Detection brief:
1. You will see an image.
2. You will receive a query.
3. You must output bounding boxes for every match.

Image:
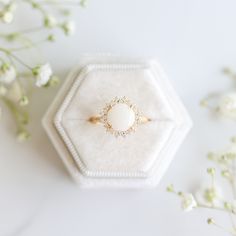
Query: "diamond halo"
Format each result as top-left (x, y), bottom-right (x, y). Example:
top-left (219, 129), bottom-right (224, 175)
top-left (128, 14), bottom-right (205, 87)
top-left (100, 97), bottom-right (141, 137)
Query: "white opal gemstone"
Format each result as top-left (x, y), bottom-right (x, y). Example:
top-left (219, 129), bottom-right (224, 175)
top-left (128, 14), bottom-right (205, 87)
top-left (107, 103), bottom-right (135, 131)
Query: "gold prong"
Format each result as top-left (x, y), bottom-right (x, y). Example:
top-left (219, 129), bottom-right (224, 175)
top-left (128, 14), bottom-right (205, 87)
top-left (88, 116), bottom-right (101, 124)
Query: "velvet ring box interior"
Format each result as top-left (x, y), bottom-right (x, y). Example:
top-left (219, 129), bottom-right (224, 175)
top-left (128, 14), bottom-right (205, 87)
top-left (43, 56), bottom-right (192, 188)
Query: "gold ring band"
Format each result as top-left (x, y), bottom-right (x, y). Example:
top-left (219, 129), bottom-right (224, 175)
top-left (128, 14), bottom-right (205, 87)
top-left (88, 115), bottom-right (151, 124)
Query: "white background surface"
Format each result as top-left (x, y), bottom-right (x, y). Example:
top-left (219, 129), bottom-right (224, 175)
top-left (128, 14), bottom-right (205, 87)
top-left (1, 0), bottom-right (236, 235)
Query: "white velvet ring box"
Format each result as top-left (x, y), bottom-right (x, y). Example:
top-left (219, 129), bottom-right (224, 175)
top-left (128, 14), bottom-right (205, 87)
top-left (43, 56), bottom-right (192, 188)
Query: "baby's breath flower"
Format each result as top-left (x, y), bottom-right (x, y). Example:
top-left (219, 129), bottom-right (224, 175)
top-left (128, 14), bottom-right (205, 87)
top-left (166, 184), bottom-right (175, 193)
top-left (196, 182), bottom-right (222, 206)
top-left (19, 95), bottom-right (29, 106)
top-left (17, 130), bottom-right (30, 142)
top-left (80, 0), bottom-right (87, 7)
top-left (207, 218), bottom-right (215, 225)
top-left (224, 201), bottom-right (232, 210)
top-left (0, 63), bottom-right (16, 84)
top-left (33, 63), bottom-right (53, 87)
top-left (62, 20), bottom-right (75, 35)
top-left (231, 200), bottom-right (236, 213)
top-left (180, 193), bottom-right (197, 212)
top-left (207, 167), bottom-right (215, 175)
top-left (221, 169), bottom-right (231, 179)
top-left (0, 0), bottom-right (79, 140)
top-left (218, 93), bottom-right (236, 119)
top-left (47, 34), bottom-right (56, 42)
top-left (207, 152), bottom-right (216, 161)
top-left (204, 187), bottom-right (219, 204)
top-left (1, 11), bottom-right (14, 23)
top-left (44, 15), bottom-right (57, 28)
top-left (47, 75), bottom-right (59, 87)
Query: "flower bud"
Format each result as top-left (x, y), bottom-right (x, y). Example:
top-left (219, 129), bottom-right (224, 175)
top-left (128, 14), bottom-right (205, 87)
top-left (17, 130), bottom-right (30, 142)
top-left (207, 218), bottom-right (215, 225)
top-left (207, 168), bottom-right (215, 175)
top-left (44, 15), bottom-right (57, 28)
top-left (19, 95), bottom-right (29, 106)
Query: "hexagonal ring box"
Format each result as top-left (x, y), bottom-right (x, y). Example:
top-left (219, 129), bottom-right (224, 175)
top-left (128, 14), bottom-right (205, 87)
top-left (43, 56), bottom-right (192, 188)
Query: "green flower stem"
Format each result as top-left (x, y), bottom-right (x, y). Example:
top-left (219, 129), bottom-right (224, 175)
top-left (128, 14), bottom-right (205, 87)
top-left (10, 38), bottom-right (48, 52)
top-left (230, 160), bottom-right (236, 198)
top-left (0, 47), bottom-right (32, 70)
top-left (169, 189), bottom-right (235, 215)
top-left (0, 32), bottom-right (35, 48)
top-left (38, 0), bottom-right (84, 6)
top-left (211, 221), bottom-right (236, 236)
top-left (8, 53), bottom-right (32, 70)
top-left (17, 26), bottom-right (45, 35)
top-left (229, 213), bottom-right (236, 232)
top-left (196, 203), bottom-right (235, 215)
top-left (0, 57), bottom-right (5, 63)
top-left (23, 0), bottom-right (47, 16)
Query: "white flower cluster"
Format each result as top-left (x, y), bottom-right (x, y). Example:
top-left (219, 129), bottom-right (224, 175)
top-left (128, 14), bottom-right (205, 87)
top-left (0, 1), bottom-right (17, 24)
top-left (168, 139), bottom-right (236, 235)
top-left (201, 68), bottom-right (236, 121)
top-left (44, 14), bottom-right (76, 36)
top-left (0, 0), bottom-right (81, 140)
top-left (218, 93), bottom-right (236, 119)
top-left (0, 62), bottom-right (54, 88)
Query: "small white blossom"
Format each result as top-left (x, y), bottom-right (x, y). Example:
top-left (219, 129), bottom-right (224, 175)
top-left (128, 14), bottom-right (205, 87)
top-left (181, 193), bottom-right (197, 212)
top-left (33, 63), bottom-right (53, 87)
top-left (1, 11), bottom-right (14, 23)
top-left (214, 145), bottom-right (236, 163)
top-left (62, 20), bottom-right (75, 35)
top-left (195, 182), bottom-right (222, 206)
top-left (0, 64), bottom-right (16, 84)
top-left (218, 93), bottom-right (236, 119)
top-left (47, 34), bottom-right (55, 42)
top-left (44, 15), bottom-right (57, 28)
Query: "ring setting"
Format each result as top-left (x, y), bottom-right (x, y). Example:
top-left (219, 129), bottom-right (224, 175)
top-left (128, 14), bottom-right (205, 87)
top-left (88, 97), bottom-right (151, 137)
